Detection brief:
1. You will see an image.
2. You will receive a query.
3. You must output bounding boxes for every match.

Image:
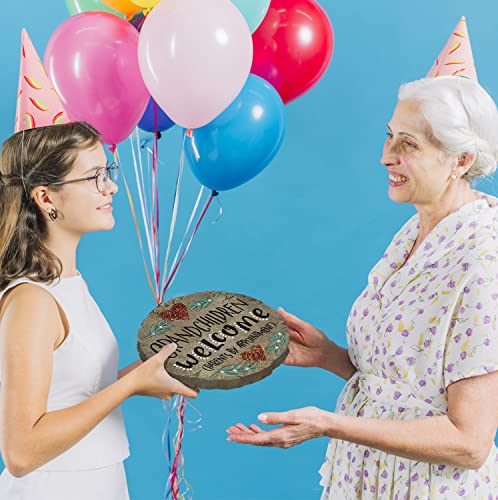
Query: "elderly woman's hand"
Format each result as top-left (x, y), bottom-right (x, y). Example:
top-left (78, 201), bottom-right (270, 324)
top-left (226, 406), bottom-right (332, 448)
top-left (278, 307), bottom-right (335, 369)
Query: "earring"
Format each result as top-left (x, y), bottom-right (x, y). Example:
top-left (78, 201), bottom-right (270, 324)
top-left (48, 207), bottom-right (58, 221)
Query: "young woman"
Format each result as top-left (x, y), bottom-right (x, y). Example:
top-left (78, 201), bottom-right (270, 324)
top-left (0, 122), bottom-right (197, 499)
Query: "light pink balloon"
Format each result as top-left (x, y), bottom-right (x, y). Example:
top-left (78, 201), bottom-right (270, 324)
top-left (45, 12), bottom-right (149, 145)
top-left (138, 0), bottom-right (253, 129)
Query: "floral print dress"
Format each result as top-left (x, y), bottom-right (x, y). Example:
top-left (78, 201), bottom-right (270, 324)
top-left (319, 191), bottom-right (498, 499)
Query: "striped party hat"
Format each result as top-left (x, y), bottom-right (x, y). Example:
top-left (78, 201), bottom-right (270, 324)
top-left (426, 16), bottom-right (477, 81)
top-left (14, 29), bottom-right (67, 132)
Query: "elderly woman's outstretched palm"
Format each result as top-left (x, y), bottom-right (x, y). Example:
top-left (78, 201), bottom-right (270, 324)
top-left (278, 307), bottom-right (333, 369)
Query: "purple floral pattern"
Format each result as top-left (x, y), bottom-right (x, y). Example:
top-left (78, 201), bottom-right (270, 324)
top-left (319, 192), bottom-right (498, 499)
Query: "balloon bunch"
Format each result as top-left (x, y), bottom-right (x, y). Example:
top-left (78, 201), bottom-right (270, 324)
top-left (59, 0), bottom-right (334, 190)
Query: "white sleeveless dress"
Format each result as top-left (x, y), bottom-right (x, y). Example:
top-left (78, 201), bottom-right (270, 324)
top-left (0, 272), bottom-right (131, 499)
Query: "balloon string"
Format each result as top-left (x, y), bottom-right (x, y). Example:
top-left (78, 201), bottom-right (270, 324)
top-left (172, 399), bottom-right (199, 499)
top-left (123, 131), bottom-right (208, 499)
top-left (116, 146), bottom-right (158, 303)
top-left (185, 129), bottom-right (200, 160)
top-left (159, 133), bottom-right (187, 302)
top-left (154, 104), bottom-right (161, 294)
top-left (212, 195), bottom-right (223, 224)
top-left (165, 185), bottom-right (205, 290)
top-left (162, 397), bottom-right (186, 500)
top-left (130, 130), bottom-right (156, 276)
top-left (131, 127), bottom-right (149, 213)
top-left (151, 110), bottom-right (161, 296)
top-left (170, 397), bottom-right (186, 500)
top-left (162, 399), bottom-right (176, 500)
top-left (161, 190), bottom-right (216, 298)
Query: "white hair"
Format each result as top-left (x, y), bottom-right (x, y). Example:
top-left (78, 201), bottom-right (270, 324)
top-left (398, 76), bottom-right (498, 180)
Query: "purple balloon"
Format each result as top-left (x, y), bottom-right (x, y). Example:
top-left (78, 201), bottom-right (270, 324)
top-left (45, 12), bottom-right (149, 145)
top-left (129, 12), bottom-right (146, 31)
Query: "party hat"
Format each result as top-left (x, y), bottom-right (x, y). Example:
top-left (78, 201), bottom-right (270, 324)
top-left (14, 28), bottom-right (67, 132)
top-left (426, 16), bottom-right (477, 81)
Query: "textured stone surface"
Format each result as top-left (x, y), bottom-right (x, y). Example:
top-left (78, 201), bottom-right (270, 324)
top-left (137, 291), bottom-right (289, 390)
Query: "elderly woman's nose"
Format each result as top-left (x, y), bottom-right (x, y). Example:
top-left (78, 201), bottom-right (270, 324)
top-left (381, 144), bottom-right (400, 167)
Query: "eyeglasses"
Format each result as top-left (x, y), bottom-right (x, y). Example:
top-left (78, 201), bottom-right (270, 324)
top-left (47, 163), bottom-right (119, 193)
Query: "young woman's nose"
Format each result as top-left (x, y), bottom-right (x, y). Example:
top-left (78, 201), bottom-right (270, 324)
top-left (103, 178), bottom-right (118, 196)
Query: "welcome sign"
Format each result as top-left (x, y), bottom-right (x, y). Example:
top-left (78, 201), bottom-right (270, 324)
top-left (137, 291), bottom-right (290, 389)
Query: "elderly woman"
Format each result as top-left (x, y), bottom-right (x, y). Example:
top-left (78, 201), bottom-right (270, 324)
top-left (226, 75), bottom-right (498, 499)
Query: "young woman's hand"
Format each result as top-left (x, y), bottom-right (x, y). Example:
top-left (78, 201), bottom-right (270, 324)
top-left (127, 344), bottom-right (198, 400)
top-left (118, 360), bottom-right (143, 380)
top-left (279, 307), bottom-right (335, 369)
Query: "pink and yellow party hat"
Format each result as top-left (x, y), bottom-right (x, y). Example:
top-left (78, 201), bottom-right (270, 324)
top-left (426, 16), bottom-right (477, 81)
top-left (14, 28), bottom-right (67, 132)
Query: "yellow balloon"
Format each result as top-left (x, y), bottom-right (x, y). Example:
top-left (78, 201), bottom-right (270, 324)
top-left (130, 0), bottom-right (159, 7)
top-left (101, 0), bottom-right (143, 16)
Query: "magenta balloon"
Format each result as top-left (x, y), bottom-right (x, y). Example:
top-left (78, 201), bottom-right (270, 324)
top-left (138, 0), bottom-right (253, 129)
top-left (45, 12), bottom-right (149, 145)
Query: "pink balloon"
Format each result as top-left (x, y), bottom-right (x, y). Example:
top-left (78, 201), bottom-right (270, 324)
top-left (138, 0), bottom-right (253, 129)
top-left (45, 12), bottom-right (149, 145)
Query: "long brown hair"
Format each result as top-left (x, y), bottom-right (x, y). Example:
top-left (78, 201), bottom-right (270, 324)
top-left (0, 122), bottom-right (101, 291)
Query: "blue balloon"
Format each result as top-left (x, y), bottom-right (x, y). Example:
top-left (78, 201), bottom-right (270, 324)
top-left (138, 97), bottom-right (175, 133)
top-left (185, 74), bottom-right (286, 191)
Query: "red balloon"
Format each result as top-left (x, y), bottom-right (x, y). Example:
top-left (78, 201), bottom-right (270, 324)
top-left (251, 0), bottom-right (334, 104)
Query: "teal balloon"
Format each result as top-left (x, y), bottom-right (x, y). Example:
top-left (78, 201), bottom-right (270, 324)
top-left (231, 0), bottom-right (270, 33)
top-left (65, 0), bottom-right (126, 18)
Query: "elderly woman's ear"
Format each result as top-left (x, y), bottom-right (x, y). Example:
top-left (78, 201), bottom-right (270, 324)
top-left (455, 152), bottom-right (476, 179)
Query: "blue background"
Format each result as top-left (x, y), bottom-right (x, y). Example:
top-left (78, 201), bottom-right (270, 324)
top-left (4, 1), bottom-right (498, 499)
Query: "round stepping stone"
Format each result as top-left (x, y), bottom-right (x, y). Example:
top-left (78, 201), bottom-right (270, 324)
top-left (137, 291), bottom-right (289, 389)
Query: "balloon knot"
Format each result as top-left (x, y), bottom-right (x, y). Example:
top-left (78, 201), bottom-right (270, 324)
top-left (143, 7), bottom-right (152, 16)
top-left (185, 128), bottom-right (193, 138)
top-left (212, 190), bottom-right (219, 197)
top-left (108, 144), bottom-right (117, 154)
